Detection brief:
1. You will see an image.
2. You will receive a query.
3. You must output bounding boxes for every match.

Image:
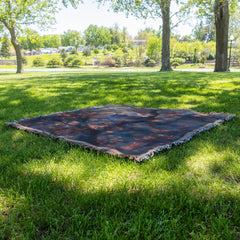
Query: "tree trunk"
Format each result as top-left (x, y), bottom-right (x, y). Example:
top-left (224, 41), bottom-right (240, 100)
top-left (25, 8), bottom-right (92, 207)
top-left (160, 0), bottom-right (172, 71)
top-left (214, 0), bottom-right (229, 72)
top-left (9, 27), bottom-right (24, 73)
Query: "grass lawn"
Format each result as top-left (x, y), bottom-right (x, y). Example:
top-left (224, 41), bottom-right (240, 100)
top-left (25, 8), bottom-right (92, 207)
top-left (0, 71), bottom-right (239, 239)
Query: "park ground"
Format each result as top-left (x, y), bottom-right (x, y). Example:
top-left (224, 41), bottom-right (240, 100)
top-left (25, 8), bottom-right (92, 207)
top-left (0, 71), bottom-right (240, 239)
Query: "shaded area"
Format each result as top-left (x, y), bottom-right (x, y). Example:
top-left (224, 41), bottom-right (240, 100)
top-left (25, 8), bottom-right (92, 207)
top-left (6, 104), bottom-right (235, 161)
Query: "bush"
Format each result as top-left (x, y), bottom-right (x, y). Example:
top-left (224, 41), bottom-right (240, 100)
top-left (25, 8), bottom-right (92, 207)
top-left (93, 48), bottom-right (99, 54)
top-left (144, 58), bottom-right (156, 67)
top-left (122, 47), bottom-right (128, 53)
top-left (70, 48), bottom-right (78, 55)
top-left (64, 56), bottom-right (75, 66)
top-left (171, 62), bottom-right (180, 68)
top-left (112, 44), bottom-right (119, 51)
top-left (47, 57), bottom-right (63, 68)
top-left (102, 57), bottom-right (116, 67)
top-left (170, 58), bottom-right (185, 65)
top-left (133, 58), bottom-right (143, 67)
top-left (112, 55), bottom-right (123, 67)
top-left (60, 49), bottom-right (68, 60)
top-left (103, 49), bottom-right (108, 55)
top-left (82, 49), bottom-right (91, 57)
top-left (106, 45), bottom-right (112, 51)
top-left (71, 57), bottom-right (83, 67)
top-left (22, 56), bottom-right (28, 65)
top-left (94, 58), bottom-right (101, 66)
top-left (33, 56), bottom-right (45, 67)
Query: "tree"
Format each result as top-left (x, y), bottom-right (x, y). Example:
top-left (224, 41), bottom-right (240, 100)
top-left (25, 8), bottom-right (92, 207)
top-left (109, 24), bottom-right (121, 45)
top-left (0, 0), bottom-right (82, 73)
top-left (146, 36), bottom-right (162, 63)
top-left (61, 30), bottom-right (83, 49)
top-left (40, 34), bottom-right (61, 48)
top-left (121, 27), bottom-right (129, 44)
top-left (1, 36), bottom-right (11, 59)
top-left (229, 5), bottom-right (240, 40)
top-left (84, 25), bottom-right (111, 47)
top-left (188, 0), bottom-right (239, 72)
top-left (20, 29), bottom-right (42, 51)
top-left (96, 0), bottom-right (177, 71)
top-left (193, 21), bottom-right (215, 42)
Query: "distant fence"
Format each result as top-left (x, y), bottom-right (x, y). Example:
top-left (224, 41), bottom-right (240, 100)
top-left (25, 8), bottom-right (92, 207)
top-left (0, 59), bottom-right (17, 65)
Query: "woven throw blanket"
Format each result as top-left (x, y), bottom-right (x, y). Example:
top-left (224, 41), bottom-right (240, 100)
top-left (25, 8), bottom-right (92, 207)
top-left (5, 104), bottom-right (235, 162)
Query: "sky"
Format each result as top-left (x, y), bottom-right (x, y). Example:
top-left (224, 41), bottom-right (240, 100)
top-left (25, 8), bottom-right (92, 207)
top-left (40, 1), bottom-right (195, 37)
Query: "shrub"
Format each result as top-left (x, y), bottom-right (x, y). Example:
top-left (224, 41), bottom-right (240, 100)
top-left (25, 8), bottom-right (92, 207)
top-left (171, 62), bottom-right (180, 68)
top-left (144, 58), bottom-right (156, 67)
top-left (70, 48), bottom-right (78, 55)
top-left (112, 55), bottom-right (123, 67)
top-left (64, 56), bottom-right (75, 66)
top-left (122, 47), bottom-right (128, 53)
top-left (82, 49), bottom-right (91, 57)
top-left (170, 58), bottom-right (185, 65)
top-left (112, 44), bottom-right (119, 51)
top-left (106, 45), bottom-right (112, 51)
top-left (133, 58), bottom-right (143, 67)
top-left (22, 56), bottom-right (28, 65)
top-left (47, 57), bottom-right (62, 68)
top-left (102, 57), bottom-right (116, 67)
top-left (60, 49), bottom-right (68, 60)
top-left (33, 56), bottom-right (45, 67)
top-left (103, 49), bottom-right (108, 55)
top-left (94, 58), bottom-right (101, 66)
top-left (71, 57), bottom-right (83, 67)
top-left (94, 48), bottom-right (99, 54)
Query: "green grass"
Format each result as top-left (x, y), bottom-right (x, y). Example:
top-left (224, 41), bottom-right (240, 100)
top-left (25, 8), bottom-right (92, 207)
top-left (0, 71), bottom-right (239, 239)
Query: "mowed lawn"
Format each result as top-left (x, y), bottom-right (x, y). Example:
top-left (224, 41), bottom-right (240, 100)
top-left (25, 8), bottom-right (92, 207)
top-left (0, 71), bottom-right (239, 239)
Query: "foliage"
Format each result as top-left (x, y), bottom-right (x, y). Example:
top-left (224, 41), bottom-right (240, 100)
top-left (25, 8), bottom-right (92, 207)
top-left (61, 30), bottom-right (83, 49)
top-left (109, 24), bottom-right (121, 45)
top-left (41, 34), bottom-right (61, 48)
top-left (19, 29), bottom-right (42, 51)
top-left (33, 56), bottom-right (45, 67)
top-left (134, 28), bottom-right (154, 43)
top-left (112, 55), bottom-right (123, 67)
top-left (64, 55), bottom-right (83, 67)
top-left (64, 55), bottom-right (76, 66)
top-left (102, 57), bottom-right (116, 67)
top-left (170, 57), bottom-right (185, 64)
top-left (0, 37), bottom-right (11, 59)
top-left (84, 25), bottom-right (111, 47)
top-left (171, 61), bottom-right (180, 68)
top-left (71, 57), bottom-right (83, 67)
top-left (60, 49), bottom-right (68, 60)
top-left (193, 20), bottom-right (215, 42)
top-left (133, 58), bottom-right (144, 67)
top-left (94, 48), bottom-right (100, 54)
top-left (22, 56), bottom-right (28, 65)
top-left (144, 58), bottom-right (157, 67)
top-left (47, 56), bottom-right (63, 68)
top-left (122, 47), bottom-right (128, 53)
top-left (82, 49), bottom-right (91, 57)
top-left (112, 43), bottom-right (119, 51)
top-left (146, 36), bottom-right (161, 63)
top-left (70, 48), bottom-right (78, 55)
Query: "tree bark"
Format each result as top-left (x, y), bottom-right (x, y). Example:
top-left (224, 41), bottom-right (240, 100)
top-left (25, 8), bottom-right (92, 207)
top-left (160, 0), bottom-right (172, 71)
top-left (9, 27), bottom-right (24, 73)
top-left (214, 0), bottom-right (229, 72)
